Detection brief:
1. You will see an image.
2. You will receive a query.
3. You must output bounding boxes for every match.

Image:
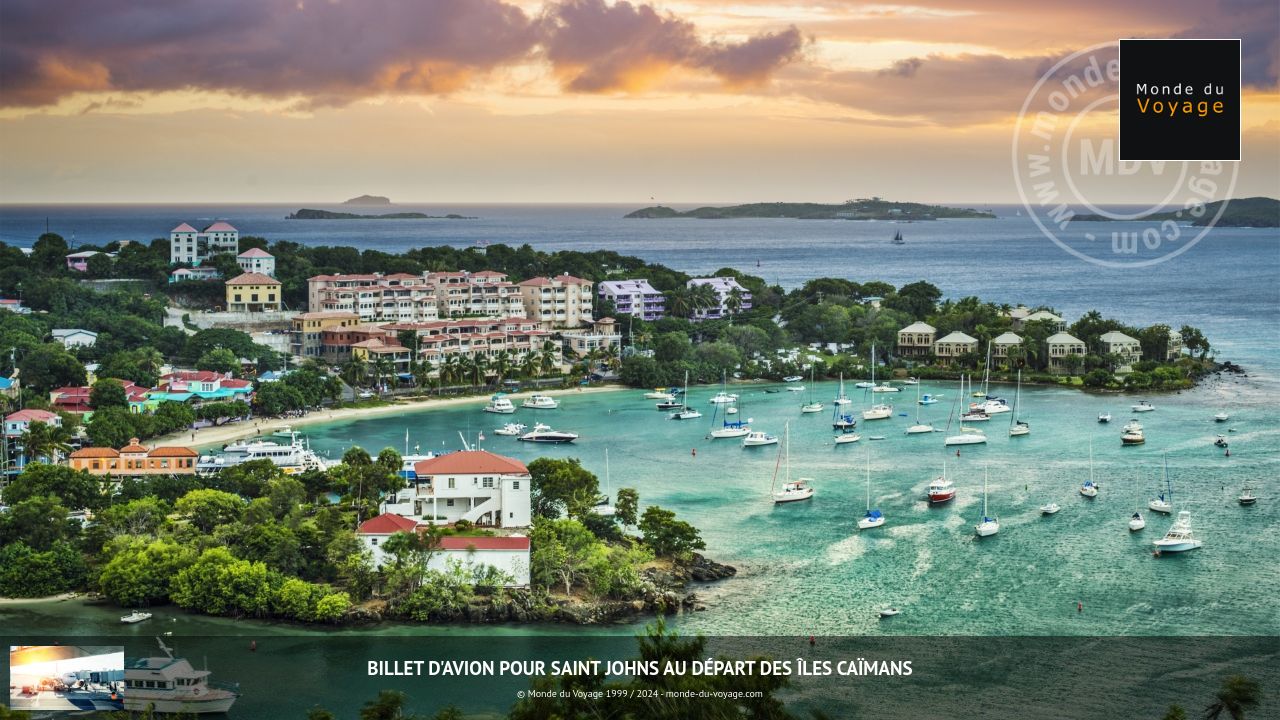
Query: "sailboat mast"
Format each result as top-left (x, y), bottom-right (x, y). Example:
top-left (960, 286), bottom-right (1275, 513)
top-left (784, 421), bottom-right (791, 483)
top-left (982, 466), bottom-right (989, 517)
top-left (865, 449), bottom-right (871, 511)
top-left (1089, 439), bottom-right (1095, 483)
top-left (605, 448), bottom-right (611, 494)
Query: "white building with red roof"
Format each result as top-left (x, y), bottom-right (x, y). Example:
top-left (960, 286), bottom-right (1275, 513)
top-left (380, 450), bottom-right (532, 529)
top-left (518, 274), bottom-right (594, 328)
top-left (4, 408), bottom-right (62, 438)
top-left (170, 221), bottom-right (240, 265)
top-left (236, 247), bottom-right (275, 277)
top-left (356, 512), bottom-right (530, 586)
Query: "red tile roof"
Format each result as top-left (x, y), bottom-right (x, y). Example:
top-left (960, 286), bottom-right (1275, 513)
top-left (357, 513), bottom-right (421, 535)
top-left (438, 536), bottom-right (530, 551)
top-left (149, 446), bottom-right (199, 458)
top-left (204, 221), bottom-right (237, 232)
top-left (70, 447), bottom-right (119, 459)
top-left (226, 272), bottom-right (280, 286)
top-left (6, 409), bottom-right (59, 423)
top-left (171, 223), bottom-right (198, 233)
top-left (413, 450), bottom-right (529, 477)
top-left (237, 248), bottom-right (272, 258)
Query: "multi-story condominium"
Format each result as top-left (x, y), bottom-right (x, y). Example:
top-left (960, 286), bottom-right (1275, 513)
top-left (356, 512), bottom-right (530, 586)
top-left (307, 272), bottom-right (440, 323)
top-left (290, 311), bottom-right (361, 358)
top-left (380, 450), bottom-right (532, 528)
top-left (68, 439), bottom-right (198, 477)
top-left (934, 331), bottom-right (979, 359)
top-left (598, 279), bottom-right (665, 321)
top-left (518, 274), bottom-right (594, 328)
top-left (1099, 331), bottom-right (1143, 366)
top-left (1047, 332), bottom-right (1087, 371)
top-left (561, 317), bottom-right (622, 357)
top-left (349, 338), bottom-right (413, 375)
top-left (225, 272), bottom-right (282, 312)
top-left (382, 317), bottom-right (560, 373)
top-left (431, 270), bottom-right (525, 318)
top-left (170, 221), bottom-right (239, 265)
top-left (319, 323), bottom-right (400, 365)
top-left (236, 248), bottom-right (276, 277)
top-left (991, 332), bottom-right (1024, 358)
top-left (1166, 330), bottom-right (1184, 360)
top-left (687, 277), bottom-right (752, 320)
top-left (896, 322), bottom-right (936, 357)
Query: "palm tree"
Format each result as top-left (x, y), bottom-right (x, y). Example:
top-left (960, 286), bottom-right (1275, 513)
top-left (725, 287), bottom-right (744, 318)
top-left (20, 421), bottom-right (73, 462)
top-left (519, 351), bottom-right (539, 379)
top-left (372, 355), bottom-right (394, 393)
top-left (490, 349), bottom-right (513, 384)
top-left (411, 358), bottom-right (433, 390)
top-left (340, 358), bottom-right (368, 388)
top-left (665, 287), bottom-right (693, 319)
top-left (1204, 675), bottom-right (1261, 720)
top-left (688, 283), bottom-right (719, 318)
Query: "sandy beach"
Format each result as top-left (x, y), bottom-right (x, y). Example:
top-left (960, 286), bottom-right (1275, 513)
top-left (0, 592), bottom-right (80, 605)
top-left (152, 384), bottom-right (628, 450)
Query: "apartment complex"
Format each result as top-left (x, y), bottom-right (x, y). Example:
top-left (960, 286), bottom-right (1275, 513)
top-left (432, 270), bottom-right (525, 318)
top-left (598, 279), bottom-right (665, 321)
top-left (896, 322), bottom-right (936, 357)
top-left (383, 317), bottom-right (559, 371)
top-left (517, 274), bottom-right (594, 328)
top-left (687, 277), bottom-right (752, 320)
top-left (170, 221), bottom-right (239, 265)
top-left (306, 270), bottom-right (525, 324)
top-left (290, 311), bottom-right (361, 358)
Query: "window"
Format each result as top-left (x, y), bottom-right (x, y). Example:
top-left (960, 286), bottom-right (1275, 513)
top-left (512, 481), bottom-right (520, 490)
top-left (234, 294), bottom-right (242, 302)
top-left (446, 499), bottom-right (454, 507)
top-left (371, 538), bottom-right (378, 546)
top-left (482, 477), bottom-right (494, 488)
top-left (447, 478), bottom-right (456, 489)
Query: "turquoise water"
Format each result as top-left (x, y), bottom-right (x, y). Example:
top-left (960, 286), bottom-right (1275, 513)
top-left (290, 376), bottom-right (1279, 637)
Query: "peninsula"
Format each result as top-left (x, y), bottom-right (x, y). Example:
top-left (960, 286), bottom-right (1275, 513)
top-left (625, 199), bottom-right (994, 220)
top-left (287, 208), bottom-right (475, 220)
top-left (1073, 197), bottom-right (1278, 227)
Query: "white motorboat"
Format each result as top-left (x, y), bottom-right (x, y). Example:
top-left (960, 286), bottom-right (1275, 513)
top-left (782, 375), bottom-right (803, 383)
top-left (120, 610), bottom-right (152, 624)
top-left (656, 399), bottom-right (682, 410)
top-left (856, 451), bottom-right (885, 530)
top-left (873, 385), bottom-right (901, 393)
top-left (522, 394), bottom-right (559, 409)
top-left (975, 467), bottom-right (999, 537)
top-left (1132, 400), bottom-right (1155, 413)
top-left (493, 422), bottom-right (527, 436)
top-left (903, 377), bottom-right (919, 385)
top-left (969, 397), bottom-right (1011, 415)
top-left (269, 425), bottom-right (296, 438)
top-left (483, 395), bottom-right (516, 414)
top-left (878, 607), bottom-right (901, 618)
top-left (517, 423), bottom-right (579, 443)
top-left (1129, 512), bottom-right (1145, 531)
top-left (743, 431), bottom-right (779, 447)
top-left (786, 385), bottom-right (805, 392)
top-left (1152, 511), bottom-right (1202, 553)
top-left (124, 638), bottom-right (239, 714)
top-left (1040, 503), bottom-right (1060, 515)
top-left (854, 381), bottom-right (875, 389)
top-left (1214, 411), bottom-right (1229, 422)
top-left (1098, 412), bottom-right (1112, 423)
top-left (709, 392), bottom-right (738, 404)
top-left (833, 433), bottom-right (861, 444)
top-left (918, 394), bottom-right (941, 405)
top-left (644, 389), bottom-right (674, 400)
top-left (1238, 488), bottom-right (1257, 506)
top-left (726, 406), bottom-right (738, 415)
top-left (1121, 427), bottom-right (1146, 445)
top-left (771, 423), bottom-right (814, 504)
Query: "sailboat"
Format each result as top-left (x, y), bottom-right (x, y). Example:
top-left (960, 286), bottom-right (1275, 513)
top-left (857, 450), bottom-right (885, 529)
top-left (974, 466), bottom-right (999, 537)
top-left (862, 344), bottom-right (894, 420)
top-left (1080, 439), bottom-right (1099, 497)
top-left (905, 381), bottom-right (933, 434)
top-left (1148, 456), bottom-right (1174, 513)
top-left (834, 373), bottom-right (852, 406)
top-left (771, 421), bottom-right (814, 503)
top-left (709, 370), bottom-right (738, 405)
top-left (891, 230), bottom-right (905, 245)
top-left (707, 397), bottom-right (751, 439)
top-left (592, 449), bottom-right (617, 516)
top-left (669, 371), bottom-right (702, 420)
top-left (944, 375), bottom-right (987, 446)
top-left (1008, 369), bottom-right (1029, 436)
top-left (1129, 512), bottom-right (1145, 531)
top-left (972, 342), bottom-right (991, 398)
top-left (800, 365), bottom-right (824, 413)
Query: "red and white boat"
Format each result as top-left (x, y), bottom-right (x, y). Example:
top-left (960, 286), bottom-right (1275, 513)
top-left (928, 462), bottom-right (956, 503)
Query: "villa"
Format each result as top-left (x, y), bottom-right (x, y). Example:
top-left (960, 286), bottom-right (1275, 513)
top-left (1015, 310), bottom-right (1066, 332)
top-left (51, 328), bottom-right (98, 349)
top-left (65, 250), bottom-right (113, 272)
top-left (152, 370), bottom-right (253, 403)
top-left (1099, 330), bottom-right (1143, 367)
top-left (896, 321), bottom-right (937, 357)
top-left (236, 248), bottom-right (276, 277)
top-left (67, 438), bottom-right (198, 477)
top-left (51, 380), bottom-right (150, 415)
top-left (225, 272), bottom-right (282, 312)
top-left (356, 513), bottom-right (531, 587)
top-left (934, 330), bottom-right (979, 360)
top-left (598, 279), bottom-right (665, 321)
top-left (380, 450), bottom-right (532, 529)
top-left (170, 221), bottom-right (239, 266)
top-left (991, 331), bottom-right (1024, 359)
top-left (686, 277), bottom-right (752, 321)
top-left (4, 409), bottom-right (62, 438)
top-left (561, 317), bottom-right (622, 358)
top-left (1046, 332), bottom-right (1087, 372)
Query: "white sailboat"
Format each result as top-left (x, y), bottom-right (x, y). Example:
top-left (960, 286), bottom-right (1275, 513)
top-left (592, 449), bottom-right (617, 516)
top-left (973, 342), bottom-right (991, 398)
top-left (1128, 512), bottom-right (1145, 531)
top-left (800, 365), bottom-right (824, 413)
top-left (709, 370), bottom-right (738, 404)
top-left (771, 421), bottom-right (814, 503)
top-left (975, 466), bottom-right (999, 537)
top-left (862, 343), bottom-right (893, 420)
top-left (944, 375), bottom-right (986, 446)
top-left (669, 371), bottom-right (702, 420)
top-left (1080, 439), bottom-right (1099, 497)
top-left (708, 396), bottom-right (751, 438)
top-left (834, 373), bottom-right (852, 406)
top-left (857, 449), bottom-right (885, 529)
top-left (905, 381), bottom-right (933, 434)
top-left (1149, 456), bottom-right (1174, 513)
top-left (1008, 369), bottom-right (1029, 436)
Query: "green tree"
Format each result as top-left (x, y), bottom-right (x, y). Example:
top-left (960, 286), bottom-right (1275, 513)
top-left (86, 406), bottom-right (138, 448)
top-left (170, 547), bottom-right (278, 617)
top-left (1204, 675), bottom-right (1261, 720)
top-left (528, 457), bottom-right (600, 520)
top-left (99, 497), bottom-right (170, 536)
top-left (197, 347), bottom-right (240, 375)
top-left (652, 331), bottom-right (692, 365)
top-left (32, 232), bottom-right (70, 273)
top-left (528, 517), bottom-right (605, 596)
top-left (17, 422), bottom-right (74, 464)
top-left (615, 487), bottom-right (640, 530)
top-left (3, 463), bottom-right (102, 511)
top-left (639, 505), bottom-right (705, 559)
top-left (0, 540), bottom-right (86, 598)
top-left (90, 378), bottom-right (129, 409)
top-left (175, 488), bottom-right (245, 532)
top-left (0, 496), bottom-right (77, 550)
top-left (98, 538), bottom-right (196, 606)
top-left (18, 344), bottom-right (86, 393)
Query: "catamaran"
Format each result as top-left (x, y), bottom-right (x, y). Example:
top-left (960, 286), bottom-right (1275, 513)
top-left (1008, 369), bottom-right (1029, 436)
top-left (975, 466), bottom-right (999, 537)
top-left (771, 421), bottom-right (814, 503)
top-left (857, 449), bottom-right (885, 529)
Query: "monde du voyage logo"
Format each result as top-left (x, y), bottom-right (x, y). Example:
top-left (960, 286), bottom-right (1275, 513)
top-left (1013, 40), bottom-right (1241, 269)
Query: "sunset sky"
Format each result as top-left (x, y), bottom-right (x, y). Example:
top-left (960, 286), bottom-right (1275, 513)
top-left (1, 0), bottom-right (1276, 204)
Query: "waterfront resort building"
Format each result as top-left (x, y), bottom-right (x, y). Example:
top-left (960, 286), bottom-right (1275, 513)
top-left (380, 450), bottom-right (532, 528)
top-left (686, 277), bottom-right (752, 320)
top-left (1166, 330), bottom-right (1184, 360)
top-left (381, 317), bottom-right (561, 376)
top-left (236, 248), bottom-right (276, 277)
top-left (67, 438), bottom-right (198, 478)
top-left (1099, 331), bottom-right (1143, 367)
top-left (51, 328), bottom-right (98, 349)
top-left (290, 311), bottom-right (361, 359)
top-left (598, 279), bottom-right (665, 321)
top-left (225, 272), bottom-right (282, 312)
top-left (991, 332), bottom-right (1024, 359)
top-left (1046, 332), bottom-right (1088, 372)
top-left (307, 270), bottom-right (522, 324)
top-left (896, 322), bottom-right (937, 358)
top-left (518, 274), bottom-right (594, 328)
top-left (561, 317), bottom-right (622, 358)
top-left (170, 221), bottom-right (239, 266)
top-left (431, 270), bottom-right (525, 318)
top-left (349, 338), bottom-right (413, 377)
top-left (356, 513), bottom-right (531, 587)
top-left (934, 331), bottom-right (979, 360)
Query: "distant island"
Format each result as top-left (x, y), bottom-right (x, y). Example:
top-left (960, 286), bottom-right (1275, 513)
top-left (342, 194), bottom-right (392, 206)
top-left (1073, 197), bottom-right (1278, 227)
top-left (625, 199), bottom-right (995, 221)
top-left (287, 208), bottom-right (476, 220)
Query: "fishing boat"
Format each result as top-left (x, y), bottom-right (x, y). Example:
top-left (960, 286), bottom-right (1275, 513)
top-left (483, 394), bottom-right (516, 414)
top-left (856, 450), bottom-right (885, 529)
top-left (669, 371), bottom-right (702, 419)
top-left (120, 610), bottom-right (152, 624)
top-left (944, 375), bottom-right (987, 446)
top-left (644, 388), bottom-right (674, 400)
top-left (927, 462), bottom-right (956, 503)
top-left (517, 423), bottom-right (579, 443)
top-left (493, 422), bottom-right (527, 436)
top-left (905, 381), bottom-right (933, 434)
top-left (1008, 370), bottom-right (1029, 437)
top-left (771, 422), bottom-right (814, 503)
top-left (1040, 502), bottom-right (1060, 515)
top-left (1238, 488), bottom-right (1257, 506)
top-left (800, 366), bottom-right (824, 413)
top-left (975, 467), bottom-right (999, 537)
top-left (1214, 411), bottom-right (1229, 422)
top-left (522, 394), bottom-right (559, 409)
top-left (1080, 440), bottom-right (1099, 497)
top-left (1152, 511), bottom-right (1202, 553)
top-left (1149, 456), bottom-right (1174, 513)
top-left (743, 430), bottom-right (779, 447)
top-left (1129, 512), bottom-right (1146, 531)
top-left (122, 638), bottom-right (239, 714)
top-left (656, 398), bottom-right (682, 410)
top-left (1132, 400), bottom-right (1155, 413)
top-left (1097, 412), bottom-right (1112, 423)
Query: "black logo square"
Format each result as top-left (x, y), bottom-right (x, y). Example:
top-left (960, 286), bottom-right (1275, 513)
top-left (1119, 39), bottom-right (1240, 161)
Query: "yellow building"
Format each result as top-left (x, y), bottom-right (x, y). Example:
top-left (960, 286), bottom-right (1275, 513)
top-left (290, 311), bottom-right (360, 358)
top-left (226, 272), bottom-right (282, 312)
top-left (68, 438), bottom-right (198, 477)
